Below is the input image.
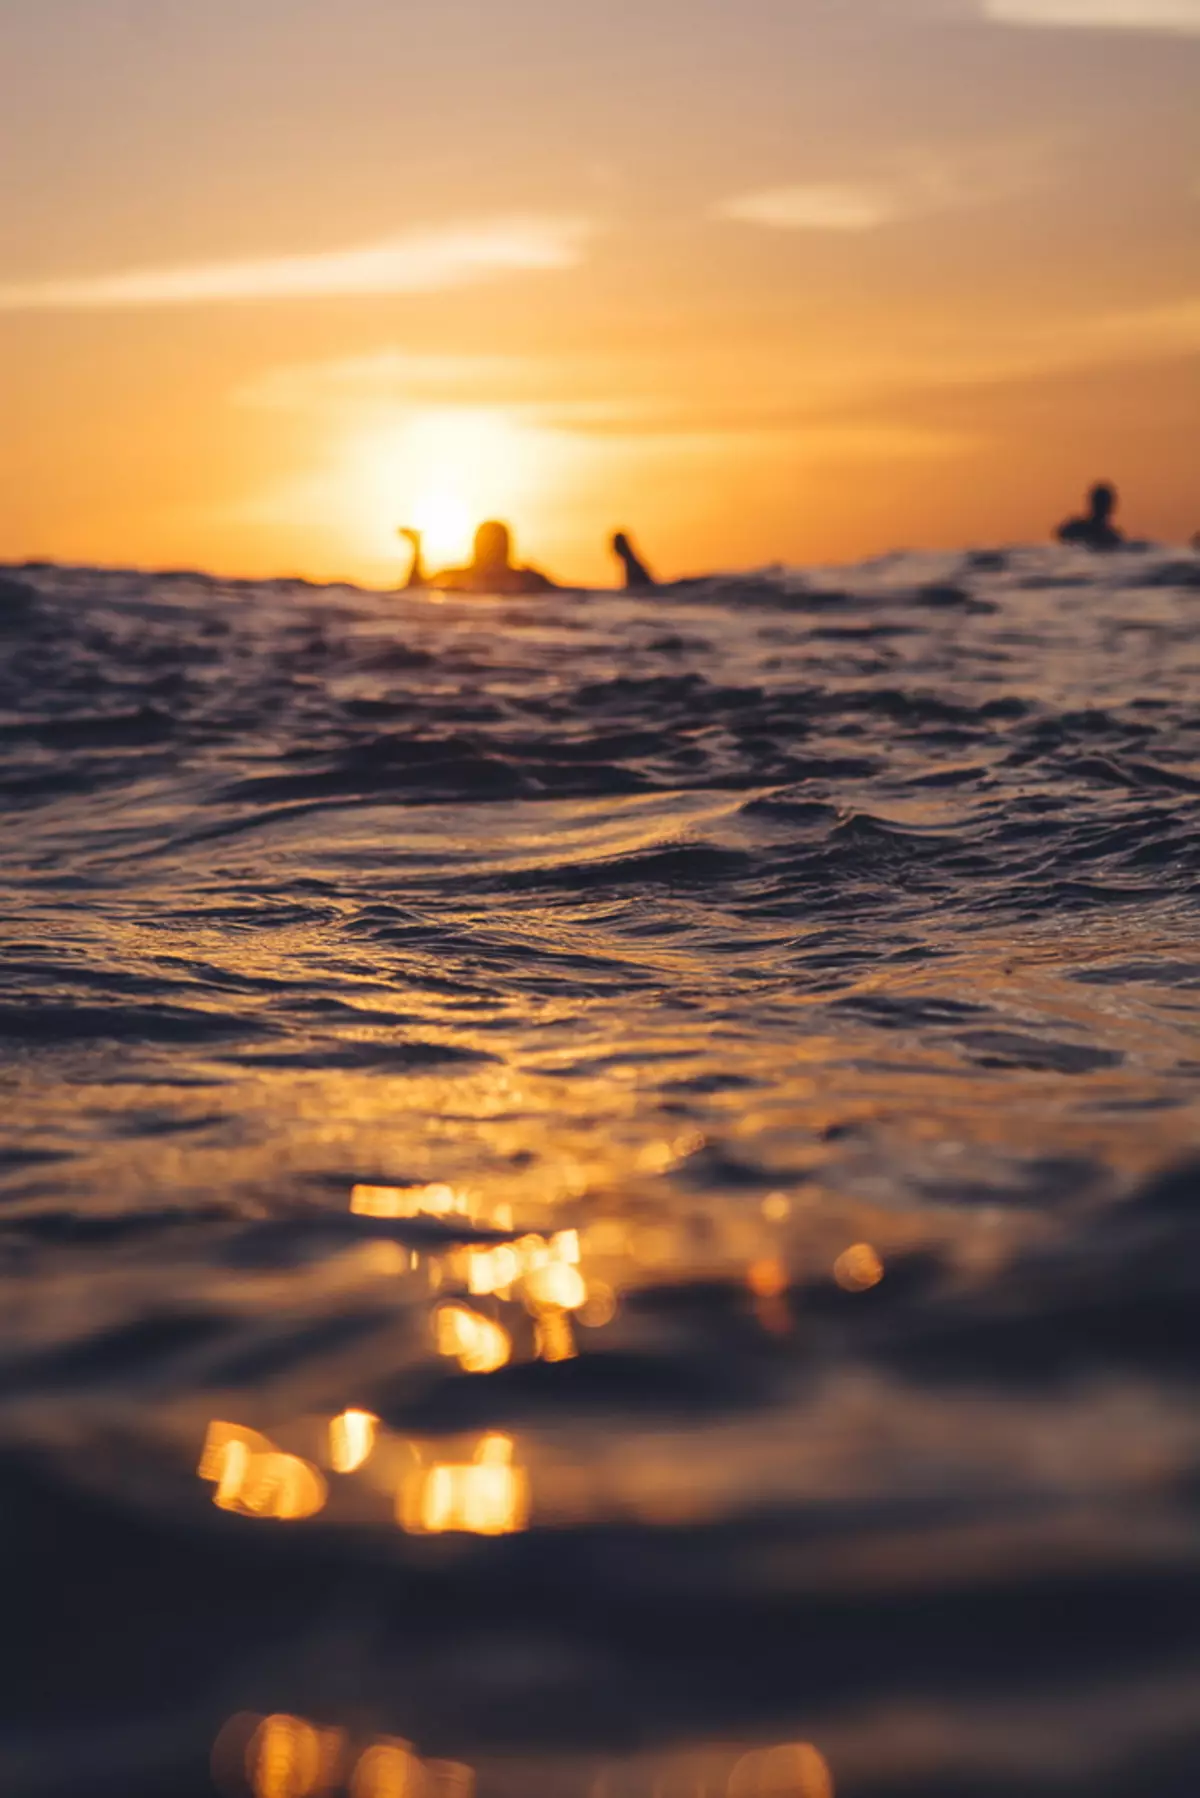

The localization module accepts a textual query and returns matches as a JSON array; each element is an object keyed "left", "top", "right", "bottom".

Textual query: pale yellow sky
[{"left": 1, "top": 0, "right": 1197, "bottom": 586}]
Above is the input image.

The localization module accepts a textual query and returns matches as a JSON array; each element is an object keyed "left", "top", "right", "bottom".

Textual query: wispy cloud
[
  {"left": 984, "top": 0, "right": 1200, "bottom": 29},
  {"left": 0, "top": 216, "right": 593, "bottom": 313},
  {"left": 716, "top": 141, "right": 1053, "bottom": 234},
  {"left": 717, "top": 184, "right": 902, "bottom": 232}
]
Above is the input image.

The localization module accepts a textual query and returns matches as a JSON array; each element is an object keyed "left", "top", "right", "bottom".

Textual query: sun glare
[
  {"left": 413, "top": 489, "right": 473, "bottom": 564},
  {"left": 344, "top": 406, "right": 550, "bottom": 569}
]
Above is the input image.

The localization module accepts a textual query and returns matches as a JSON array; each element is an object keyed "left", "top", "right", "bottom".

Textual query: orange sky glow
[{"left": 2, "top": 0, "right": 1197, "bottom": 587}]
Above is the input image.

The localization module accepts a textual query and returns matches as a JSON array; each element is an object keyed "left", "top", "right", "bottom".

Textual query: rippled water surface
[{"left": 2, "top": 549, "right": 1200, "bottom": 1796}]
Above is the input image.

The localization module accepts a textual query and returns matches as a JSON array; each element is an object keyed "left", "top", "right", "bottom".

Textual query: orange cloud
[{"left": 717, "top": 141, "right": 1055, "bottom": 234}]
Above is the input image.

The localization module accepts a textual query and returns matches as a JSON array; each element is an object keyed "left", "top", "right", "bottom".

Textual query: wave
[{"left": 0, "top": 546, "right": 1198, "bottom": 1794}]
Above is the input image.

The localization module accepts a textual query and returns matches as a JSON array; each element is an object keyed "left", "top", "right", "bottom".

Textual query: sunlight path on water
[{"left": 0, "top": 548, "right": 1198, "bottom": 1794}]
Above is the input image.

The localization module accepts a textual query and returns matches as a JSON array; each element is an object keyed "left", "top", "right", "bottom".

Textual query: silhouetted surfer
[
  {"left": 612, "top": 531, "right": 655, "bottom": 590},
  {"left": 1057, "top": 482, "right": 1125, "bottom": 552},
  {"left": 398, "top": 521, "right": 557, "bottom": 594}
]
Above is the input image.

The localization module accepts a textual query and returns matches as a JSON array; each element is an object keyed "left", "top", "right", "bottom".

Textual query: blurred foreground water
[{"left": 2, "top": 547, "right": 1200, "bottom": 1796}]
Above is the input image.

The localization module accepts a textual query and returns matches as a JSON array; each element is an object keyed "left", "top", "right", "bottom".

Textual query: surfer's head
[
  {"left": 612, "top": 532, "right": 631, "bottom": 558},
  {"left": 1089, "top": 482, "right": 1117, "bottom": 522},
  {"left": 473, "top": 521, "right": 513, "bottom": 573}
]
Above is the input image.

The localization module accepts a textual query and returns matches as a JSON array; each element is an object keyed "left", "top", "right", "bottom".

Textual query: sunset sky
[{"left": 2, "top": 0, "right": 1197, "bottom": 587}]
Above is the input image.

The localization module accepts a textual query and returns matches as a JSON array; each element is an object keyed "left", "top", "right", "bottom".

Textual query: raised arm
[{"left": 398, "top": 527, "right": 428, "bottom": 590}]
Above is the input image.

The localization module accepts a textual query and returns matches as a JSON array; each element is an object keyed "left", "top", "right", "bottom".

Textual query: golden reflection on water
[
  {"left": 533, "top": 1309, "right": 578, "bottom": 1363},
  {"left": 832, "top": 1244, "right": 885, "bottom": 1293},
  {"left": 247, "top": 1713, "right": 345, "bottom": 1798},
  {"left": 351, "top": 1183, "right": 473, "bottom": 1222},
  {"left": 524, "top": 1261, "right": 588, "bottom": 1313},
  {"left": 330, "top": 1408, "right": 379, "bottom": 1473},
  {"left": 193, "top": 1173, "right": 903, "bottom": 1546},
  {"left": 462, "top": 1243, "right": 522, "bottom": 1299},
  {"left": 398, "top": 1432, "right": 530, "bottom": 1536},
  {"left": 198, "top": 1420, "right": 272, "bottom": 1480},
  {"left": 435, "top": 1303, "right": 513, "bottom": 1374},
  {"left": 218, "top": 1714, "right": 833, "bottom": 1798},
  {"left": 192, "top": 1169, "right": 908, "bottom": 1545},
  {"left": 746, "top": 1258, "right": 788, "bottom": 1300},
  {"left": 216, "top": 1715, "right": 475, "bottom": 1798},
  {"left": 446, "top": 1227, "right": 583, "bottom": 1308},
  {"left": 350, "top": 1739, "right": 424, "bottom": 1798},
  {"left": 353, "top": 1746, "right": 475, "bottom": 1798},
  {"left": 218, "top": 1446, "right": 327, "bottom": 1521},
  {"left": 728, "top": 1744, "right": 834, "bottom": 1798},
  {"left": 636, "top": 1131, "right": 706, "bottom": 1175},
  {"left": 199, "top": 1421, "right": 327, "bottom": 1521},
  {"left": 348, "top": 1182, "right": 516, "bottom": 1236}
]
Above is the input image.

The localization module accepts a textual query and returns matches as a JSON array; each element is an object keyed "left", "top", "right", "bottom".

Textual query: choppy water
[{"left": 2, "top": 547, "right": 1200, "bottom": 1798}]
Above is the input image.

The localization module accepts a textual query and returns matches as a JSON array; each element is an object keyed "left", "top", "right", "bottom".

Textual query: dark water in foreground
[{"left": 2, "top": 548, "right": 1200, "bottom": 1798}]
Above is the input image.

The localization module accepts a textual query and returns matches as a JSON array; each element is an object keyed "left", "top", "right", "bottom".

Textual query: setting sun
[
  {"left": 331, "top": 407, "right": 555, "bottom": 572},
  {"left": 2, "top": 0, "right": 1198, "bottom": 584}
]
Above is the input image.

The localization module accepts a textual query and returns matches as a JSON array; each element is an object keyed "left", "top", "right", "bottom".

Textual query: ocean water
[{"left": 2, "top": 546, "right": 1199, "bottom": 1798}]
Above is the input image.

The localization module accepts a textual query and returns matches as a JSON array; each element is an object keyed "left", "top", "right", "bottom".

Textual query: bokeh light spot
[
  {"left": 833, "top": 1243, "right": 885, "bottom": 1292},
  {"left": 728, "top": 1742, "right": 835, "bottom": 1798}
]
